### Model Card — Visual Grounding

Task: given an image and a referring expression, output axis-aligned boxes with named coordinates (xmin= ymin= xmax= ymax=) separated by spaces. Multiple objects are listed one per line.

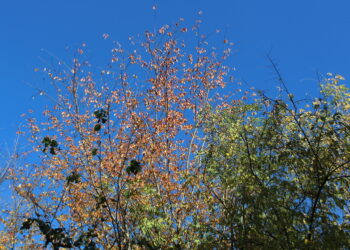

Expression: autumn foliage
xmin=1 ymin=21 xmax=350 ymax=249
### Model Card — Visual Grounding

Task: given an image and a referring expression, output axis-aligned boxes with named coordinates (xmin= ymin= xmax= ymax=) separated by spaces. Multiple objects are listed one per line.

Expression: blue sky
xmin=1 ymin=0 xmax=350 ymax=147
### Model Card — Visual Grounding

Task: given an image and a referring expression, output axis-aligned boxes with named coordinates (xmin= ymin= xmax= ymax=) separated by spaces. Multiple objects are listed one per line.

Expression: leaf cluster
xmin=42 ymin=136 xmax=58 ymax=155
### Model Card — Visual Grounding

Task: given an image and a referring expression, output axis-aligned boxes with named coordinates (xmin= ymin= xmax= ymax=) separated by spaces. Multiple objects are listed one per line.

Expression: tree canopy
xmin=1 ymin=21 xmax=350 ymax=249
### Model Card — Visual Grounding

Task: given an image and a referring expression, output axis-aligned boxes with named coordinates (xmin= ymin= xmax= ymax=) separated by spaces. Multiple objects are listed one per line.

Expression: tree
xmin=200 ymin=73 xmax=350 ymax=248
xmin=4 ymin=20 xmax=350 ymax=249
xmin=0 ymin=136 xmax=26 ymax=248
xmin=8 ymin=21 xmax=232 ymax=249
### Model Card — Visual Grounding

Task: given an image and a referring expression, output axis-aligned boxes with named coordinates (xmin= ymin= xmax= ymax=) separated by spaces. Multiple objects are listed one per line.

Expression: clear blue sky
xmin=1 ymin=0 xmax=350 ymax=147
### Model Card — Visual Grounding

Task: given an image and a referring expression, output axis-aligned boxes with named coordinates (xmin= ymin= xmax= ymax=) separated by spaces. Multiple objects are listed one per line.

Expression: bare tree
xmin=1 ymin=133 xmax=21 ymax=183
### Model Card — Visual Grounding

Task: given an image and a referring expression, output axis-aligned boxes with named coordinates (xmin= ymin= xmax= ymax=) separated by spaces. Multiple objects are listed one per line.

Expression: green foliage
xmin=91 ymin=148 xmax=98 ymax=156
xmin=200 ymin=77 xmax=350 ymax=248
xmin=95 ymin=195 xmax=108 ymax=209
xmin=66 ymin=171 xmax=81 ymax=184
xmin=41 ymin=136 xmax=51 ymax=147
xmin=93 ymin=109 xmax=108 ymax=132
xmin=94 ymin=109 xmax=108 ymax=124
xmin=20 ymin=217 xmax=98 ymax=249
xmin=20 ymin=217 xmax=73 ymax=249
xmin=93 ymin=123 xmax=101 ymax=132
xmin=126 ymin=159 xmax=142 ymax=175
xmin=42 ymin=136 xmax=58 ymax=155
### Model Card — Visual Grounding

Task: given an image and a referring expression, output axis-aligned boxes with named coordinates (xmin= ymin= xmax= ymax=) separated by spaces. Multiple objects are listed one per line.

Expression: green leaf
xmin=49 ymin=147 xmax=56 ymax=155
xmin=94 ymin=123 xmax=101 ymax=132
xmin=66 ymin=172 xmax=81 ymax=184
xmin=20 ymin=219 xmax=34 ymax=230
xmin=42 ymin=136 xmax=51 ymax=147
xmin=94 ymin=109 xmax=108 ymax=124
xmin=126 ymin=159 xmax=142 ymax=175
xmin=91 ymin=148 xmax=98 ymax=156
xmin=50 ymin=140 xmax=58 ymax=148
